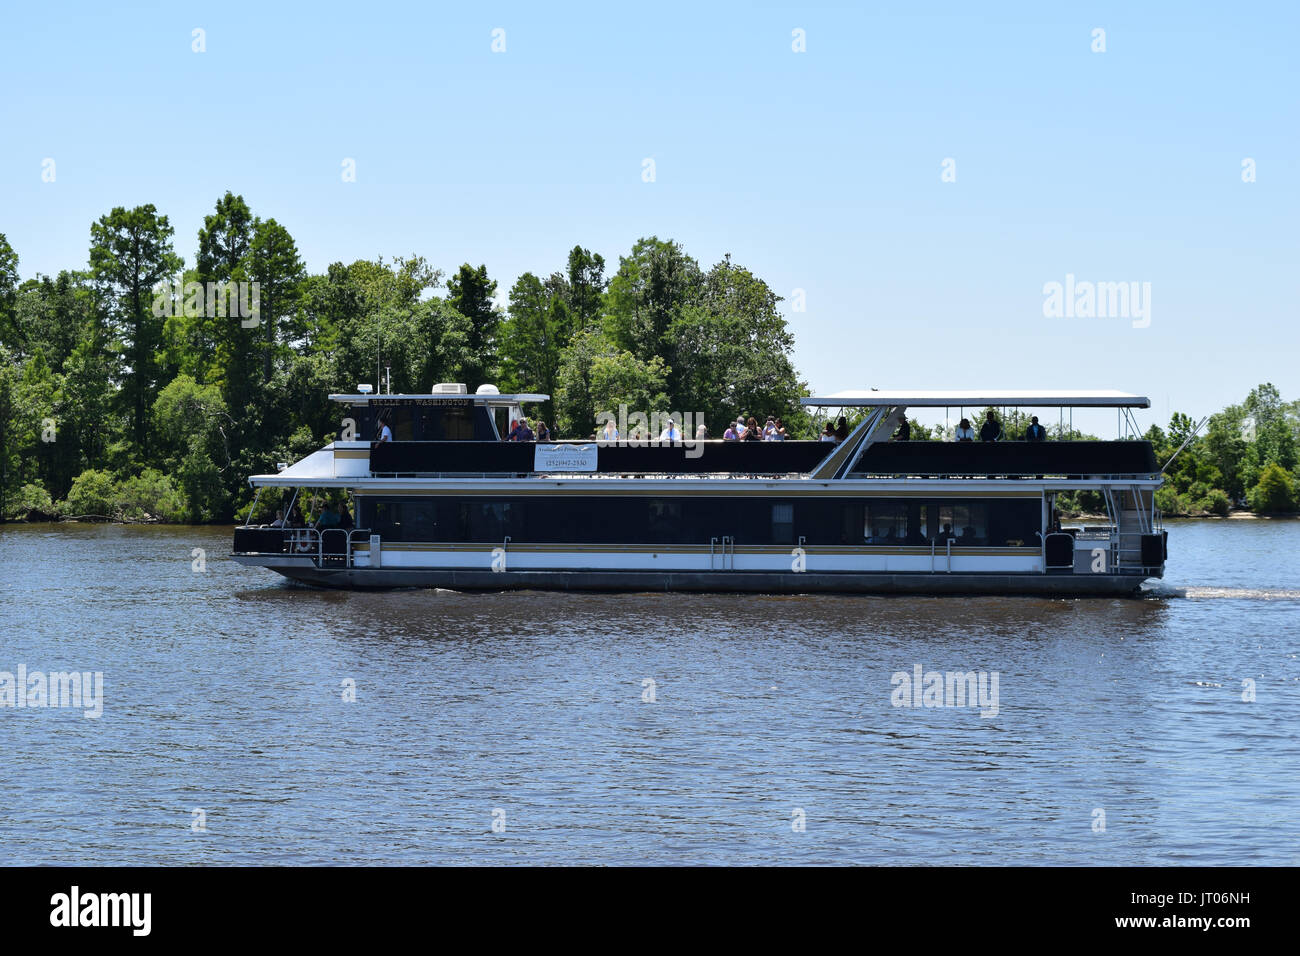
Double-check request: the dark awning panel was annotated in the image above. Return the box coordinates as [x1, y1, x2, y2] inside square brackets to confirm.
[370, 441, 834, 475]
[851, 441, 1158, 476]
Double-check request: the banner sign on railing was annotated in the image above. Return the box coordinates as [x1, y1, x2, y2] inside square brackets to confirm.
[534, 443, 598, 472]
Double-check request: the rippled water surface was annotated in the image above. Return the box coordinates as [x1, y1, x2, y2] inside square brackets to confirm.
[1, 518, 1297, 865]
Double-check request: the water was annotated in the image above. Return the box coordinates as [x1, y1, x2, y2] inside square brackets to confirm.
[1, 518, 1297, 865]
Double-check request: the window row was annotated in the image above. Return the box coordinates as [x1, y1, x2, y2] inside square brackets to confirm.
[357, 496, 1043, 547]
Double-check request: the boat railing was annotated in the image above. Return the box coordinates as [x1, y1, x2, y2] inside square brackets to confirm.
[232, 525, 373, 568]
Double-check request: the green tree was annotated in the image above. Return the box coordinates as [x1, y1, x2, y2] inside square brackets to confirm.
[195, 192, 257, 414]
[446, 263, 500, 387]
[1247, 463, 1297, 513]
[605, 237, 702, 359]
[0, 233, 18, 347]
[88, 204, 183, 459]
[153, 374, 232, 520]
[564, 245, 606, 334]
[11, 271, 93, 366]
[555, 328, 668, 437]
[62, 468, 117, 518]
[499, 272, 565, 421]
[246, 217, 306, 383]
[665, 255, 809, 437]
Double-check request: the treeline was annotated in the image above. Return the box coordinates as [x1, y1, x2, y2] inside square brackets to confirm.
[2, 196, 1297, 524]
[1142, 384, 1299, 516]
[0, 194, 809, 522]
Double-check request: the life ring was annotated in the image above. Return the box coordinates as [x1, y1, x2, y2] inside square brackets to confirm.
[294, 533, 313, 553]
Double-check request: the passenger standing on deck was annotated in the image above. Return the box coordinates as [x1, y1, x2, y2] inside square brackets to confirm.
[723, 421, 739, 441]
[834, 416, 850, 443]
[1024, 416, 1047, 441]
[659, 419, 682, 443]
[601, 419, 619, 443]
[894, 418, 911, 441]
[954, 418, 975, 441]
[376, 414, 393, 442]
[821, 423, 836, 442]
[980, 410, 1003, 442]
[515, 418, 535, 442]
[743, 417, 763, 441]
[535, 421, 551, 442]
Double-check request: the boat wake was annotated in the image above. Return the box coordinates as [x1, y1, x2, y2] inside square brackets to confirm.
[1144, 585, 1300, 601]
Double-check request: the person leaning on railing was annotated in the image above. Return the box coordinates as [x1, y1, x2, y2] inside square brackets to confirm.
[1023, 416, 1047, 441]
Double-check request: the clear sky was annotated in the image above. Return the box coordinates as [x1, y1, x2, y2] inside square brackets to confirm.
[1, 1, 1295, 435]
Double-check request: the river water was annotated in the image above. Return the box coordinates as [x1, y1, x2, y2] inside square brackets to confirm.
[0, 519, 1296, 865]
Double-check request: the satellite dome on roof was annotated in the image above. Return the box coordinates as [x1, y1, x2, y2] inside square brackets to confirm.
[475, 384, 501, 395]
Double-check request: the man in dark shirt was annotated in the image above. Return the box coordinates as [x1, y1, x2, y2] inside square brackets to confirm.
[979, 410, 1002, 442]
[894, 418, 911, 441]
[515, 419, 535, 442]
[1024, 416, 1047, 441]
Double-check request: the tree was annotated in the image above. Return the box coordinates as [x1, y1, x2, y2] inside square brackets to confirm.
[555, 328, 668, 437]
[445, 263, 500, 387]
[88, 204, 183, 459]
[1248, 463, 1297, 513]
[195, 192, 257, 414]
[664, 255, 809, 436]
[0, 233, 18, 347]
[11, 271, 94, 367]
[58, 319, 117, 483]
[605, 237, 701, 358]
[564, 245, 606, 334]
[246, 217, 306, 383]
[153, 374, 232, 521]
[499, 272, 565, 422]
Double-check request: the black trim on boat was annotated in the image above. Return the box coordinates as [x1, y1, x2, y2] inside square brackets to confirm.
[850, 440, 1158, 476]
[369, 439, 835, 475]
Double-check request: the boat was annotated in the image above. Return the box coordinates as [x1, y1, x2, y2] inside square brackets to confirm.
[230, 384, 1168, 594]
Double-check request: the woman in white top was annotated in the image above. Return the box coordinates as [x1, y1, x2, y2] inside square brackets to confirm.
[954, 418, 975, 442]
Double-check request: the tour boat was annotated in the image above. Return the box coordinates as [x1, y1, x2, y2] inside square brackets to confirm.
[230, 385, 1168, 594]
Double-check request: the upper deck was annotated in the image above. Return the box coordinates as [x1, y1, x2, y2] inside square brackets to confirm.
[246, 384, 1162, 485]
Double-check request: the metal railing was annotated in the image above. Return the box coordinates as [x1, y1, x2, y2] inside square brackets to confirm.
[236, 525, 372, 568]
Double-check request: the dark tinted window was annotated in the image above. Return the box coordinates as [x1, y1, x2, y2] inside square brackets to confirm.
[358, 495, 1041, 546]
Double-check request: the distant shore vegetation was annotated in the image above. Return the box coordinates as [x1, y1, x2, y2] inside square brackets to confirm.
[1, 197, 1297, 524]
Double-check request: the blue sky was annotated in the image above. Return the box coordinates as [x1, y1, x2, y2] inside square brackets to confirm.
[1, 1, 1296, 434]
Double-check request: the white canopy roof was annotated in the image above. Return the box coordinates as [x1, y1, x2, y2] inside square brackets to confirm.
[329, 393, 548, 405]
[802, 389, 1149, 408]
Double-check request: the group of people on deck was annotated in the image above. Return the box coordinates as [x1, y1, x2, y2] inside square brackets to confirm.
[951, 410, 1048, 443]
[506, 418, 552, 442]
[265, 501, 354, 531]
[724, 416, 790, 441]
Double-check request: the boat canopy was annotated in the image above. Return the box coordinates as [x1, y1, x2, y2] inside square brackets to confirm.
[329, 392, 549, 406]
[802, 389, 1149, 408]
